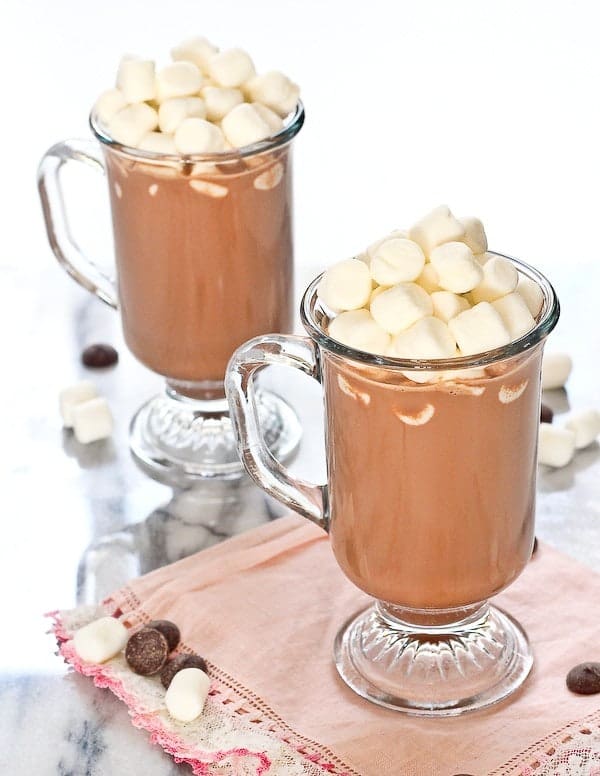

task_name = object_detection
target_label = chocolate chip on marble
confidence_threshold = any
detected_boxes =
[147,620,180,652]
[566,662,600,695]
[125,627,169,675]
[160,654,209,689]
[540,403,554,424]
[81,343,119,368]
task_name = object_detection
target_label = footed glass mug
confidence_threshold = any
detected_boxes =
[37,104,304,484]
[226,254,559,715]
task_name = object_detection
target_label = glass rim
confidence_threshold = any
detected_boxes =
[89,99,305,162]
[300,252,560,371]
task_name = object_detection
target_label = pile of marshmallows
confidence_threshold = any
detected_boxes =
[59,381,113,444]
[94,36,300,154]
[317,205,542,378]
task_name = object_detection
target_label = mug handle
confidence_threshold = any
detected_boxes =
[226,334,328,532]
[37,139,118,309]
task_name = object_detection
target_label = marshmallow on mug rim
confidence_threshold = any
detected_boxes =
[94,88,127,125]
[156,61,203,101]
[408,205,465,256]
[370,283,433,335]
[429,241,483,294]
[244,70,300,116]
[73,617,128,664]
[564,409,600,449]
[517,275,544,317]
[328,309,391,355]
[460,216,488,255]
[108,103,158,147]
[72,397,114,444]
[139,131,177,153]
[201,86,244,122]
[492,292,536,339]
[165,667,211,722]
[389,316,456,359]
[221,103,272,148]
[208,48,256,88]
[448,301,511,355]
[158,97,206,133]
[369,238,425,286]
[538,423,576,467]
[542,352,572,390]
[470,256,518,303]
[116,57,156,103]
[318,259,372,312]
[174,118,226,154]
[171,36,219,73]
[431,290,470,323]
[59,381,98,428]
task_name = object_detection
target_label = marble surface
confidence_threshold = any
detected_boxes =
[1,255,599,775]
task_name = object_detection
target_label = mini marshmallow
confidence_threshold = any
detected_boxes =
[138,132,177,154]
[389,316,456,359]
[251,102,284,133]
[201,86,244,122]
[564,409,600,449]
[94,88,127,125]
[158,97,206,133]
[448,302,511,355]
[369,238,425,286]
[59,381,98,428]
[408,205,465,256]
[244,70,300,116]
[416,262,441,293]
[538,423,576,467]
[165,667,211,722]
[460,216,488,255]
[492,292,535,339]
[116,57,156,103]
[517,276,544,317]
[370,283,433,335]
[73,617,128,664]
[208,48,256,88]
[108,103,158,147]
[328,309,391,355]
[429,242,483,294]
[475,252,492,265]
[171,36,219,73]
[72,397,114,444]
[542,352,573,390]
[317,259,372,312]
[156,61,203,101]
[470,256,518,303]
[221,103,271,148]
[430,290,470,323]
[174,118,226,154]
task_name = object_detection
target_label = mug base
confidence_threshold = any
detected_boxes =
[129,386,301,486]
[334,601,532,716]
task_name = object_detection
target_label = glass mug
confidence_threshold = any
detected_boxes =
[37,104,304,484]
[226,254,559,715]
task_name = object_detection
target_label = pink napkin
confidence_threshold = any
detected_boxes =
[53,514,600,775]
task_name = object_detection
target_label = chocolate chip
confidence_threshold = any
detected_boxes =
[147,620,180,652]
[125,627,169,675]
[566,662,600,695]
[81,343,119,368]
[160,654,208,689]
[540,403,554,424]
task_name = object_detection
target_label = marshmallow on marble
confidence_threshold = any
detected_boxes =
[492,292,535,339]
[138,132,177,154]
[448,301,511,355]
[59,381,98,428]
[201,86,244,122]
[564,409,600,449]
[158,97,206,133]
[431,290,470,323]
[221,103,271,148]
[542,352,572,390]
[429,242,483,294]
[470,256,518,303]
[251,102,284,133]
[460,216,488,255]
[72,397,114,444]
[517,276,544,318]
[171,36,219,73]
[165,667,211,722]
[116,57,156,103]
[174,118,226,154]
[94,88,127,125]
[408,205,465,256]
[108,103,158,147]
[538,423,576,467]
[318,259,372,312]
[208,48,256,88]
[370,283,433,335]
[156,61,203,101]
[369,238,426,286]
[389,316,456,359]
[416,262,441,293]
[244,70,300,116]
[73,617,128,664]
[328,309,391,355]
